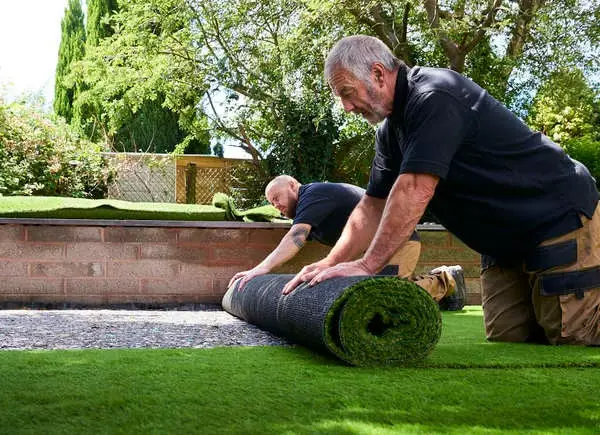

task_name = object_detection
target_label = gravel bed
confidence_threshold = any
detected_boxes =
[0,310,289,350]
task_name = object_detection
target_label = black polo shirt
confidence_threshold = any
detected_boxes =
[294,182,420,247]
[366,65,599,262]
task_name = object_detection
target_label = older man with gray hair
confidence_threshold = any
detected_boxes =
[283,35,600,346]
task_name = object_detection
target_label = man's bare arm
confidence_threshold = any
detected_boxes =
[281,195,385,294]
[306,173,438,286]
[228,223,311,289]
[362,173,438,273]
[323,194,386,264]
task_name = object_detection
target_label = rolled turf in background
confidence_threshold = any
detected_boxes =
[222,275,442,367]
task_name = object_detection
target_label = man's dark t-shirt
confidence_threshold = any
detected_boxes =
[366,65,599,263]
[293,182,419,247]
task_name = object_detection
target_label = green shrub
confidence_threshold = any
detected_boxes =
[564,134,600,188]
[0,102,112,198]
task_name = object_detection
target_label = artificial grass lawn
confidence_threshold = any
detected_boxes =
[0,195,283,222]
[1,307,599,434]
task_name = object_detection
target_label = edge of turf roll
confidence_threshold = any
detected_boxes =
[325,277,442,366]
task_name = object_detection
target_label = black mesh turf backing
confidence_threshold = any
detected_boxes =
[222,275,442,367]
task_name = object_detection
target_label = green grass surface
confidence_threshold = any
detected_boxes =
[1,308,599,434]
[0,195,283,222]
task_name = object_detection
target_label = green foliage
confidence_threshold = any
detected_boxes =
[528,69,598,143]
[527,67,600,188]
[266,95,339,183]
[86,0,118,47]
[53,0,600,200]
[564,135,600,188]
[54,0,86,122]
[330,115,376,187]
[0,101,111,198]
[70,0,205,154]
[111,99,188,153]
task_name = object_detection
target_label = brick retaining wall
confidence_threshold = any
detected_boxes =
[0,220,482,307]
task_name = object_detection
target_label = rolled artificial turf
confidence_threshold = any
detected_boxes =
[222,275,442,367]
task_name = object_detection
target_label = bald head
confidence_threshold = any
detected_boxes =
[265,175,301,218]
[265,175,299,193]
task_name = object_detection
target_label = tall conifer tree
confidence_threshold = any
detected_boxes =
[54,0,86,122]
[86,0,118,47]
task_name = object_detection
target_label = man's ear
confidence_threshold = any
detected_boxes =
[372,63,386,88]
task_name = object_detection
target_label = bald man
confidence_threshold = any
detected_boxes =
[228,175,465,310]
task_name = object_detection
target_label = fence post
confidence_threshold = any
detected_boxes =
[185,162,197,204]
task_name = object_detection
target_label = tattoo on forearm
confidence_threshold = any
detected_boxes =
[291,228,309,248]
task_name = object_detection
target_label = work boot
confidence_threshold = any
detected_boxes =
[431,265,466,311]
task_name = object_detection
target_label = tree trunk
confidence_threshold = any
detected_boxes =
[501,0,546,85]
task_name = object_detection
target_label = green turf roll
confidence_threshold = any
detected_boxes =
[222,275,442,366]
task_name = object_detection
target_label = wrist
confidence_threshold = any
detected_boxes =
[320,257,337,267]
[255,265,271,274]
[360,256,381,275]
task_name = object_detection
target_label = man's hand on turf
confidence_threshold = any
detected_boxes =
[282,260,332,295]
[228,266,270,291]
[308,259,374,287]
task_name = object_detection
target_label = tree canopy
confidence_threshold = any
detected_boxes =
[54,0,600,191]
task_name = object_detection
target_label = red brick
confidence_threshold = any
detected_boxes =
[465,277,481,295]
[141,278,213,295]
[177,228,248,245]
[418,246,480,263]
[31,262,104,277]
[180,264,241,279]
[210,246,274,265]
[273,263,305,274]
[0,243,64,261]
[0,261,28,276]
[212,279,231,298]
[27,226,102,242]
[104,227,177,243]
[467,293,482,305]
[0,294,68,304]
[107,261,180,278]
[66,243,138,260]
[0,225,25,242]
[0,278,63,294]
[65,278,139,295]
[449,235,475,249]
[140,245,207,262]
[105,294,204,305]
[247,228,289,245]
[419,231,452,247]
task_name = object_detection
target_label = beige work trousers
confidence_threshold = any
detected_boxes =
[388,240,454,302]
[481,203,600,345]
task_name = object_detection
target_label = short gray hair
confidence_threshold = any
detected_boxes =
[324,35,401,85]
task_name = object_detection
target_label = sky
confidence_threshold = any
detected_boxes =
[0,0,67,105]
[0,0,249,158]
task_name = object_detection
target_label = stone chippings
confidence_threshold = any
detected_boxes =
[0,310,289,350]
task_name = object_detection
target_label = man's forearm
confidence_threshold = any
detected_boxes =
[325,195,385,264]
[363,173,438,273]
[256,225,309,271]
